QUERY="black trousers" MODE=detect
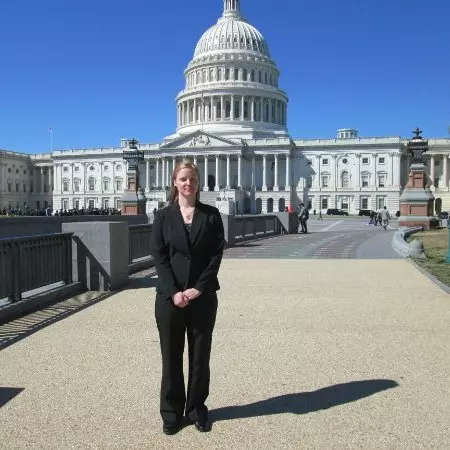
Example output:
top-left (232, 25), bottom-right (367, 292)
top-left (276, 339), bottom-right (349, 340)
top-left (300, 218), bottom-right (308, 233)
top-left (155, 292), bottom-right (218, 425)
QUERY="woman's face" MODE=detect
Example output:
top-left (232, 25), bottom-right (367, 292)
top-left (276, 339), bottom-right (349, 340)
top-left (174, 167), bottom-right (199, 200)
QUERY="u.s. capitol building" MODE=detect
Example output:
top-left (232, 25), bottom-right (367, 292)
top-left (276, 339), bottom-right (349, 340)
top-left (1, 0), bottom-right (449, 214)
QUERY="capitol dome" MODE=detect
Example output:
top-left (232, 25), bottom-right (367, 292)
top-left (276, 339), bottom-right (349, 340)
top-left (194, 8), bottom-right (271, 58)
top-left (173, 0), bottom-right (289, 140)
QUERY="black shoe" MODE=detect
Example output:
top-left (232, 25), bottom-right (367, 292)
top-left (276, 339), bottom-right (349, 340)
top-left (187, 412), bottom-right (211, 432)
top-left (163, 422), bottom-right (182, 435)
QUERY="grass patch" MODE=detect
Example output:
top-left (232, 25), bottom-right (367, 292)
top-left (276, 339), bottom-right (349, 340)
top-left (408, 228), bottom-right (450, 287)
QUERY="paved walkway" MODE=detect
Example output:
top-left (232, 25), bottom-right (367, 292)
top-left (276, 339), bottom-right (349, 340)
top-left (1, 258), bottom-right (449, 448)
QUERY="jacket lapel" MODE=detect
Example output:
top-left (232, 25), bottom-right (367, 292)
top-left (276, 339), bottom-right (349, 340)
top-left (168, 204), bottom-right (191, 255)
top-left (189, 203), bottom-right (206, 248)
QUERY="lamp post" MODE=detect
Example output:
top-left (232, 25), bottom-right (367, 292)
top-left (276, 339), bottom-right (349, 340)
top-left (120, 139), bottom-right (147, 215)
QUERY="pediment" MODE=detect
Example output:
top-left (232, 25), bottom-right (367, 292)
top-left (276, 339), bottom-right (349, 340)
top-left (160, 131), bottom-right (240, 150)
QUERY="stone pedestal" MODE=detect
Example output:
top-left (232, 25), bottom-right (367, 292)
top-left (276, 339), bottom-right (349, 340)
top-left (216, 199), bottom-right (236, 215)
top-left (399, 165), bottom-right (436, 229)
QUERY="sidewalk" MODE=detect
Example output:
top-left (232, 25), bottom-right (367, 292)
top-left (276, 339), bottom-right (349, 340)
top-left (1, 259), bottom-right (449, 448)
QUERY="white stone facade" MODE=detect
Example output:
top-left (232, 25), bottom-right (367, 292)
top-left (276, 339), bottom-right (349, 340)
top-left (1, 0), bottom-right (450, 214)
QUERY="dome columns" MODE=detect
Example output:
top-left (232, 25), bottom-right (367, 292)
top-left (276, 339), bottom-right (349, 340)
top-left (177, 94), bottom-right (287, 129)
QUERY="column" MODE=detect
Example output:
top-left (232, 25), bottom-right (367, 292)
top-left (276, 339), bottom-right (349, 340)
top-left (390, 154), bottom-right (394, 186)
top-left (40, 167), bottom-right (45, 193)
top-left (430, 155), bottom-right (435, 186)
top-left (156, 158), bottom-right (160, 187)
top-left (262, 154), bottom-right (267, 191)
top-left (172, 157), bottom-right (176, 175)
top-left (221, 95), bottom-right (224, 120)
top-left (203, 155), bottom-right (209, 191)
top-left (260, 98), bottom-right (264, 122)
top-left (166, 158), bottom-right (170, 186)
top-left (226, 155), bottom-right (230, 189)
top-left (230, 95), bottom-right (235, 120)
top-left (193, 98), bottom-right (197, 123)
top-left (100, 162), bottom-right (104, 193)
top-left (112, 162), bottom-right (116, 193)
top-left (215, 155), bottom-right (220, 191)
top-left (285, 155), bottom-right (290, 190)
top-left (212, 97), bottom-right (217, 121)
top-left (355, 154), bottom-right (361, 189)
top-left (241, 95), bottom-right (245, 120)
top-left (52, 166), bottom-right (57, 193)
top-left (443, 155), bottom-right (448, 189)
top-left (161, 158), bottom-right (165, 188)
top-left (193, 155), bottom-right (198, 166)
top-left (146, 159), bottom-right (150, 192)
top-left (237, 155), bottom-right (242, 188)
top-left (251, 157), bottom-right (256, 188)
top-left (251, 97), bottom-right (255, 121)
top-left (274, 154), bottom-right (279, 191)
top-left (70, 163), bottom-right (74, 194)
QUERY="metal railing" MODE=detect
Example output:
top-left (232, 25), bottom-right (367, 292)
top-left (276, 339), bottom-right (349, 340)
top-left (234, 215), bottom-right (281, 241)
top-left (129, 224), bottom-right (153, 264)
top-left (0, 233), bottom-right (73, 303)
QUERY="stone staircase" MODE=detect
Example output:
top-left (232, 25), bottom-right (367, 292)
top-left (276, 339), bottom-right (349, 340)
top-left (200, 191), bottom-right (220, 207)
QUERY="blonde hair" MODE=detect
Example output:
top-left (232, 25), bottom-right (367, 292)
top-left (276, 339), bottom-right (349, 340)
top-left (169, 159), bottom-right (201, 204)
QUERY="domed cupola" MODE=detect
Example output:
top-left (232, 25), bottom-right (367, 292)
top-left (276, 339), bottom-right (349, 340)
top-left (174, 0), bottom-right (289, 139)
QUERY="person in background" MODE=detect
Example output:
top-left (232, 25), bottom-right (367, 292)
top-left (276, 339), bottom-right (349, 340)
top-left (379, 206), bottom-right (391, 230)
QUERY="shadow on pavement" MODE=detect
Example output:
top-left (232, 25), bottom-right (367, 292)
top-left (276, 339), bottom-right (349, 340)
top-left (0, 387), bottom-right (25, 408)
top-left (211, 379), bottom-right (398, 421)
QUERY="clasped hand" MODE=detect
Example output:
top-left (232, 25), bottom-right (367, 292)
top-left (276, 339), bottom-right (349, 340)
top-left (172, 288), bottom-right (201, 308)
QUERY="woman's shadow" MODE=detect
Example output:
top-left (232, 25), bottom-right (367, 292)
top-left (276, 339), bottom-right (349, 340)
top-left (210, 379), bottom-right (398, 421)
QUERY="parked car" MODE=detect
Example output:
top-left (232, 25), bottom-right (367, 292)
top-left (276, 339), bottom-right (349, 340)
top-left (326, 208), bottom-right (349, 216)
top-left (358, 209), bottom-right (373, 217)
top-left (438, 211), bottom-right (448, 219)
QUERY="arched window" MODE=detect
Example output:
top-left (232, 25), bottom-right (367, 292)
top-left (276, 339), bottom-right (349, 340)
top-left (62, 178), bottom-right (70, 192)
top-left (251, 70), bottom-right (255, 81)
top-left (225, 101), bottom-right (231, 118)
top-left (234, 68), bottom-right (239, 80)
top-left (243, 69), bottom-right (247, 81)
top-left (115, 178), bottom-right (123, 191)
top-left (225, 68), bottom-right (230, 80)
top-left (265, 72), bottom-right (268, 84)
top-left (88, 176), bottom-right (96, 191)
top-left (73, 178), bottom-right (81, 192)
top-left (234, 100), bottom-right (240, 119)
top-left (103, 177), bottom-right (111, 191)
top-left (209, 69), bottom-right (214, 81)
top-left (259, 71), bottom-right (262, 83)
top-left (341, 171), bottom-right (349, 188)
top-left (361, 172), bottom-right (370, 188)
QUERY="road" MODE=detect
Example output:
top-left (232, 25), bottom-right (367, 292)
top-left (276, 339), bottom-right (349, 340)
top-left (224, 217), bottom-right (402, 259)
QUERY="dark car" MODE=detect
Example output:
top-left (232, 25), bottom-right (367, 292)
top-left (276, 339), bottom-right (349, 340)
top-left (358, 209), bottom-right (373, 217)
top-left (326, 208), bottom-right (349, 216)
top-left (438, 211), bottom-right (448, 219)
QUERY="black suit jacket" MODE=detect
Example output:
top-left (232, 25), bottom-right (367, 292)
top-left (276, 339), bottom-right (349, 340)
top-left (150, 201), bottom-right (225, 298)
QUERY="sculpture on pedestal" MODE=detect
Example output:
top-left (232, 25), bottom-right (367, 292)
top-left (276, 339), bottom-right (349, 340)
top-left (120, 139), bottom-right (147, 215)
top-left (399, 129), bottom-right (438, 230)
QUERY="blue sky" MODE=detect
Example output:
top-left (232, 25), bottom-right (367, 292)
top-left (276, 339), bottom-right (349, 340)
top-left (1, 0), bottom-right (449, 154)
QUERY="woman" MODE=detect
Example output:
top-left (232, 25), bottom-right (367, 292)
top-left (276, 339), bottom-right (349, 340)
top-left (150, 160), bottom-right (225, 435)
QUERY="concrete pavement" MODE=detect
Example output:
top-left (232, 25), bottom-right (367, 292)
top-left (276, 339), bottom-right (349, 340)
top-left (1, 259), bottom-right (449, 448)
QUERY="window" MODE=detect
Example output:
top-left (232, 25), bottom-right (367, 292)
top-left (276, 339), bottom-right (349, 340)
top-left (377, 196), bottom-right (386, 209)
top-left (23, 184), bottom-right (26, 193)
top-left (23, 170), bottom-right (27, 175)
top-left (16, 183), bottom-right (19, 192)
top-left (361, 173), bottom-right (370, 188)
top-left (74, 166), bottom-right (80, 172)
top-left (321, 198), bottom-right (328, 210)
top-left (306, 176), bottom-right (312, 188)
top-left (74, 199), bottom-right (80, 209)
top-left (322, 158), bottom-right (329, 165)
top-left (63, 179), bottom-right (69, 192)
top-left (243, 69), bottom-right (247, 81)
top-left (16, 169), bottom-right (19, 174)
top-left (378, 157), bottom-right (385, 164)
top-left (342, 158), bottom-right (348, 164)
top-left (321, 174), bottom-right (330, 188)
top-left (361, 198), bottom-right (369, 209)
top-left (30, 184), bottom-right (33, 193)
top-left (115, 198), bottom-right (121, 209)
top-left (89, 165), bottom-right (95, 171)
top-left (62, 199), bottom-right (69, 210)
top-left (8, 168), bottom-right (11, 173)
top-left (116, 165), bottom-right (122, 171)
top-left (104, 165), bottom-right (109, 171)
top-left (103, 199), bottom-right (110, 209)
top-left (88, 200), bottom-right (95, 209)
top-left (362, 157), bottom-right (369, 164)
top-left (74, 179), bottom-right (80, 192)
top-left (378, 173), bottom-right (387, 188)
top-left (7, 182), bottom-right (12, 192)
top-left (115, 179), bottom-right (123, 191)
top-left (234, 68), bottom-right (239, 80)
top-left (88, 177), bottom-right (95, 191)
top-left (225, 68), bottom-right (230, 80)
top-left (63, 166), bottom-right (68, 172)
top-left (103, 178), bottom-right (110, 191)
top-left (341, 171), bottom-right (349, 188)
